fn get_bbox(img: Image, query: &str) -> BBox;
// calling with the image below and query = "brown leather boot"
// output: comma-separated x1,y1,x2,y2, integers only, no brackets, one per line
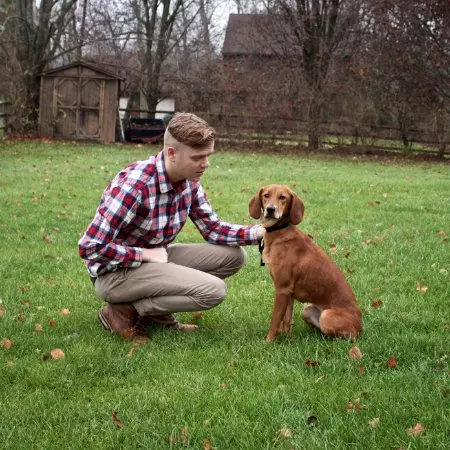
98,304,139,340
137,313,199,333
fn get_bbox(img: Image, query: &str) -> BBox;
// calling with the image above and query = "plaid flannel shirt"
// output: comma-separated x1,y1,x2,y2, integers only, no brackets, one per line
78,151,260,276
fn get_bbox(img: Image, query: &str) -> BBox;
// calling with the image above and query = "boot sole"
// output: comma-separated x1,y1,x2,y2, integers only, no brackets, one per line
98,308,112,332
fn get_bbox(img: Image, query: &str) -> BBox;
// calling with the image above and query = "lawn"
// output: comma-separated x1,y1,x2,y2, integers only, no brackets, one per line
0,140,449,449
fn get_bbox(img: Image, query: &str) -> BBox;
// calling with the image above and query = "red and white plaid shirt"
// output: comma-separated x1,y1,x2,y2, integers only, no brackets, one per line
78,151,260,276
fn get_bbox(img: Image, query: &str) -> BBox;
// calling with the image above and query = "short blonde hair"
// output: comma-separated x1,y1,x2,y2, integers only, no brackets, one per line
165,112,216,149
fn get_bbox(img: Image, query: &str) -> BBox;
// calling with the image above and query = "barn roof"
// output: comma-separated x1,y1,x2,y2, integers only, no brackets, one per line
222,14,295,57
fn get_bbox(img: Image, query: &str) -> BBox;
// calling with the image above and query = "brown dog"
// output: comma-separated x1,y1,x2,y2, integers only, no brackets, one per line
249,184,362,343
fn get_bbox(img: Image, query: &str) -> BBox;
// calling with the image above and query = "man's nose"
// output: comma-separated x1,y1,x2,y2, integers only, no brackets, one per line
201,157,209,168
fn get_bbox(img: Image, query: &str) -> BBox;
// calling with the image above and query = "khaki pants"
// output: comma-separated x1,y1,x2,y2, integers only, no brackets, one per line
94,243,247,316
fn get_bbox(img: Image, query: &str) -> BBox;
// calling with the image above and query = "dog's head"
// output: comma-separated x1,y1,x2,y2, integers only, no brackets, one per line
249,184,305,227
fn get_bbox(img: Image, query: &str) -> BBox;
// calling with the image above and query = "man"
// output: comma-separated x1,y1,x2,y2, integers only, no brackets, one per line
78,112,264,339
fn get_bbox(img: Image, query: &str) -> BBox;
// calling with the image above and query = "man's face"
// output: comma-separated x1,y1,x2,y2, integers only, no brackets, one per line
169,142,214,182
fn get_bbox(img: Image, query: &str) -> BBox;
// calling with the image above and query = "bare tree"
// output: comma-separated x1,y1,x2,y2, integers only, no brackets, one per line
0,0,79,127
270,0,361,149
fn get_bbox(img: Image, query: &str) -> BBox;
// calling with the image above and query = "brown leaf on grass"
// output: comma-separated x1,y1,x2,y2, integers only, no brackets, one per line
1,338,13,350
407,422,425,437
126,336,149,357
60,308,70,316
368,417,380,428
386,356,398,369
305,358,320,367
42,235,53,244
0,306,5,317
348,346,363,360
203,440,212,450
35,323,43,333
49,319,57,327
17,312,25,321
279,428,293,438
415,282,428,294
181,427,189,446
371,299,383,309
192,312,204,322
112,411,124,428
219,383,227,390
346,398,367,413
50,348,65,359
20,300,31,307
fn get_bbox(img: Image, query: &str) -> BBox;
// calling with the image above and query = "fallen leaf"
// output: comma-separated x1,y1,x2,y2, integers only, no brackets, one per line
49,319,57,327
219,383,227,390
20,300,31,307
35,324,43,333
60,308,70,316
386,356,398,369
181,427,189,445
192,312,204,321
279,428,293,438
1,338,13,350
407,422,425,437
368,417,380,428
305,358,320,367
112,411,124,428
50,348,65,359
0,307,5,317
415,282,428,294
203,440,212,450
346,398,367,413
358,365,366,375
127,336,149,357
371,299,383,309
348,346,363,360
17,312,25,321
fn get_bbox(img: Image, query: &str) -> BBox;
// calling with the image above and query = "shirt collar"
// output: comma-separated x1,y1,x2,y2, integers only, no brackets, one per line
155,150,188,194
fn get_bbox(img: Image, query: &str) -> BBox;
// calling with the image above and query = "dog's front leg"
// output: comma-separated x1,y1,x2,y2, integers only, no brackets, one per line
279,300,294,333
266,291,291,343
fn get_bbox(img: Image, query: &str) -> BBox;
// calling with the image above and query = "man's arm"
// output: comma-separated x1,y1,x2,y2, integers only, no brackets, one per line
78,184,144,271
189,185,263,245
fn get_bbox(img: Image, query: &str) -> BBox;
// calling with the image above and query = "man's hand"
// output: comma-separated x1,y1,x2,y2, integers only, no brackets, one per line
142,247,168,263
256,225,265,241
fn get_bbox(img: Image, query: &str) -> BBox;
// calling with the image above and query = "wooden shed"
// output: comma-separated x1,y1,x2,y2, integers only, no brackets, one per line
39,62,122,143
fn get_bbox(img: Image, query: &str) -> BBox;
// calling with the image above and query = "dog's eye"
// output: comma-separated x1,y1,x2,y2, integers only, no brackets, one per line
279,195,287,200
263,193,270,199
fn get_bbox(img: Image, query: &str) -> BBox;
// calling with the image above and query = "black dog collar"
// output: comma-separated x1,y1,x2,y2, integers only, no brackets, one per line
258,221,291,266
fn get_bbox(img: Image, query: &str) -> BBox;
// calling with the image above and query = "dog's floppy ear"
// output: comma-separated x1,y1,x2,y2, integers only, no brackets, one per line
249,189,263,219
289,191,305,225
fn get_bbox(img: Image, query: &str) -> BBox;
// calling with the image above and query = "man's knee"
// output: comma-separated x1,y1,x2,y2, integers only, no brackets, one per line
195,277,227,310
223,246,247,276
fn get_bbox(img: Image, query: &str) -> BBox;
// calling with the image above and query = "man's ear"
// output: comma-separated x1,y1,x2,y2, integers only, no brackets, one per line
167,146,176,162
289,191,305,225
249,189,263,219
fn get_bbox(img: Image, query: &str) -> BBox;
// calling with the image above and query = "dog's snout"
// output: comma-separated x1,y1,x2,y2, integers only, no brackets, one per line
266,205,276,215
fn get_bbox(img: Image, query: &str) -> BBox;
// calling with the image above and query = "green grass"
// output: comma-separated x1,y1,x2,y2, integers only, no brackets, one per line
0,140,449,449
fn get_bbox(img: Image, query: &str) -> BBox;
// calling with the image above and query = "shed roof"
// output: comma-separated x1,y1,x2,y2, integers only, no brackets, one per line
41,61,124,80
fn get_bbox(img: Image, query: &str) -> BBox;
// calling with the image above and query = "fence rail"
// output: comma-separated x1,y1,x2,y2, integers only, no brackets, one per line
200,112,449,155
0,101,10,139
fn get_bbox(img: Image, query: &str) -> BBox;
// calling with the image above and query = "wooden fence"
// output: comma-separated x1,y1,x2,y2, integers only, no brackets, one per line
202,112,449,156
0,101,10,139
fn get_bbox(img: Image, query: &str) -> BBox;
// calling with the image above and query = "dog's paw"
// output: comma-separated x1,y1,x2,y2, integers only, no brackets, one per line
265,335,275,343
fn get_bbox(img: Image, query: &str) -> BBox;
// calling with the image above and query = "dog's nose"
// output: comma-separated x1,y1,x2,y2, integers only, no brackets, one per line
266,205,276,215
